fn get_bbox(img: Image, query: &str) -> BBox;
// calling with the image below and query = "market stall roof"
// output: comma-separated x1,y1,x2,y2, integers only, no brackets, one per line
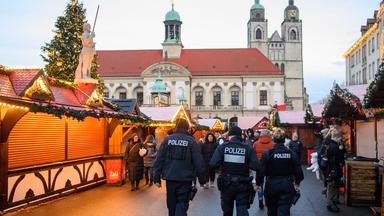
197,119,224,131
364,64,384,108
140,105,191,126
345,84,368,101
237,116,264,130
310,103,324,117
109,99,140,115
322,84,366,119
279,111,306,125
0,67,142,122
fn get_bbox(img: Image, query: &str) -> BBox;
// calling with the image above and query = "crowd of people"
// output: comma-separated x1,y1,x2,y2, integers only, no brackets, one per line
123,119,346,215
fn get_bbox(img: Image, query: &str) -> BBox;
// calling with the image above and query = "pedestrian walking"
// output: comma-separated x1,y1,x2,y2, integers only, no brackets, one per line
245,128,257,148
126,134,147,191
153,118,206,216
210,126,260,216
289,132,304,164
252,129,274,209
201,132,218,189
257,128,304,216
143,134,157,186
325,128,345,212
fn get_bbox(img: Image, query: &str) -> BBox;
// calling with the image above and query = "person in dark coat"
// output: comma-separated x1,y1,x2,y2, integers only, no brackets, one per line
289,132,304,164
201,132,218,189
325,129,345,212
144,135,157,186
246,128,257,148
126,134,147,191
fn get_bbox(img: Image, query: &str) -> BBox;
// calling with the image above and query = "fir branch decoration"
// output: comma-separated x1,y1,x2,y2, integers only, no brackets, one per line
0,65,14,76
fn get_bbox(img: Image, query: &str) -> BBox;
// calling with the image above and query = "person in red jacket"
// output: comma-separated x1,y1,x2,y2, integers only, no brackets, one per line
253,130,274,209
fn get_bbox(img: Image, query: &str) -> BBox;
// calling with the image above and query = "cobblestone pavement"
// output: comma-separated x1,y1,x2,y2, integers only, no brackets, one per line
7,168,370,216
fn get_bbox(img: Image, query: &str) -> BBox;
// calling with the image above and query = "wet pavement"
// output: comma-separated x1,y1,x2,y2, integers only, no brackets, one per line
7,168,370,216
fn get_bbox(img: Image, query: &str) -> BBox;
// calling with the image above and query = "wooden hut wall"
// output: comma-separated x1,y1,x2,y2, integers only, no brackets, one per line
8,113,65,169
356,120,376,158
68,117,105,159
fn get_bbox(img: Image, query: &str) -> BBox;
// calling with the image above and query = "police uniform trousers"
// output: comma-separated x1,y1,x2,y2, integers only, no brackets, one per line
221,183,249,216
166,180,192,216
264,177,295,216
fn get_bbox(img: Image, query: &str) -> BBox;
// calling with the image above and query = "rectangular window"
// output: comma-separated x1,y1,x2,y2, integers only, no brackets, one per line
213,91,221,106
368,41,371,56
362,45,367,63
372,37,375,52
137,92,143,106
363,68,367,84
119,92,127,100
368,64,371,80
231,91,239,106
259,90,268,105
195,91,203,106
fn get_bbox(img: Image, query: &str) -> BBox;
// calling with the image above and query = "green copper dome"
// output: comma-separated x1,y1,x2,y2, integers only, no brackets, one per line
251,0,264,10
151,72,168,93
165,5,181,21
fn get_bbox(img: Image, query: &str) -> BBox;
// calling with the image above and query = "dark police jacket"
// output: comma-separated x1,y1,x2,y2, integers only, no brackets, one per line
209,136,260,176
257,142,304,186
153,129,205,183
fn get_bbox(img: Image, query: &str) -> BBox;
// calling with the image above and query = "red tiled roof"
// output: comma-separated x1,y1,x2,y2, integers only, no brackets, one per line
49,85,82,107
0,75,18,97
97,48,282,77
8,69,41,95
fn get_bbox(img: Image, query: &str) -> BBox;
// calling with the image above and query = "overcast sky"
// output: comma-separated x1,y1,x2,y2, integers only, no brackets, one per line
0,0,380,103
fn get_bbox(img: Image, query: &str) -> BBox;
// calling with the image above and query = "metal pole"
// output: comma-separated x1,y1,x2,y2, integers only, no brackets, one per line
375,117,378,160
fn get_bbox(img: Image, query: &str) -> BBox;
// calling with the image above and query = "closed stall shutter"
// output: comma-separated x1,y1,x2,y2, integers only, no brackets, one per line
68,117,105,159
8,113,65,169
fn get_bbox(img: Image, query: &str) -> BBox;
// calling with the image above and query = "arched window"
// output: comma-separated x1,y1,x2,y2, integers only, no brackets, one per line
290,29,297,40
256,13,261,20
229,85,241,106
275,63,279,69
211,86,222,107
115,86,127,99
193,86,204,106
133,86,143,105
255,29,262,40
281,63,285,72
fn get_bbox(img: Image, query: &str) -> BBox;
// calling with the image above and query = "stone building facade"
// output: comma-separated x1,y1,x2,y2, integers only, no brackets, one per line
98,1,307,121
344,1,384,86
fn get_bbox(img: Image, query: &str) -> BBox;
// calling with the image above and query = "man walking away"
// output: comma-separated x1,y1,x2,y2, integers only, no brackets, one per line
153,118,206,216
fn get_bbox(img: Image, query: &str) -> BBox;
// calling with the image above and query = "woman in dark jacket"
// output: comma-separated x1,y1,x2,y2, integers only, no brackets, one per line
143,135,157,186
201,132,218,188
126,134,147,191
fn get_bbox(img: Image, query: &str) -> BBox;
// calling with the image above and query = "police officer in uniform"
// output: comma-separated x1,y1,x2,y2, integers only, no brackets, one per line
209,126,259,216
153,118,206,216
257,128,304,216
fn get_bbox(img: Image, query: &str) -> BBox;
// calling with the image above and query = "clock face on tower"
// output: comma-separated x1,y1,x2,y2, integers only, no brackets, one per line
288,10,297,18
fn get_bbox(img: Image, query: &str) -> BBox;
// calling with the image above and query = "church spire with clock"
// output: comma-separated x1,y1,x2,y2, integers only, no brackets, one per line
162,3,183,59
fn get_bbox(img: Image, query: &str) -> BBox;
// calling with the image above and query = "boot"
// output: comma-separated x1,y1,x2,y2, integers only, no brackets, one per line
259,200,264,209
131,181,136,191
135,181,140,190
145,179,149,185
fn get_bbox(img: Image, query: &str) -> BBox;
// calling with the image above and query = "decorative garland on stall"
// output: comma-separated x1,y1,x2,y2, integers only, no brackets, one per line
0,65,14,76
269,110,280,129
304,104,321,124
47,77,76,89
364,63,384,110
322,84,364,119
29,103,146,122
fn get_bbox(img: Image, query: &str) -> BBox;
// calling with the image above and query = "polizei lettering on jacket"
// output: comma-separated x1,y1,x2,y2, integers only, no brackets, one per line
274,153,291,159
168,139,189,147
224,147,246,163
224,147,246,155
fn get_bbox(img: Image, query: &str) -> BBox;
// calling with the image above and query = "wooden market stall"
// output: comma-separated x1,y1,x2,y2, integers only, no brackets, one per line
269,109,320,163
362,65,384,214
322,83,381,209
0,68,144,212
237,116,269,131
139,105,192,147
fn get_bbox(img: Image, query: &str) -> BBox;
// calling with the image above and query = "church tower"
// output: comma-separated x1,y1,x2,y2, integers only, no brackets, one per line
281,0,304,110
162,3,183,59
247,0,268,56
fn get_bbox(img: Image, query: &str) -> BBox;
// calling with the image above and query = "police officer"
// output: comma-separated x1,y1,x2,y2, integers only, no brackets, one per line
257,128,304,216
209,126,259,216
153,118,206,216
